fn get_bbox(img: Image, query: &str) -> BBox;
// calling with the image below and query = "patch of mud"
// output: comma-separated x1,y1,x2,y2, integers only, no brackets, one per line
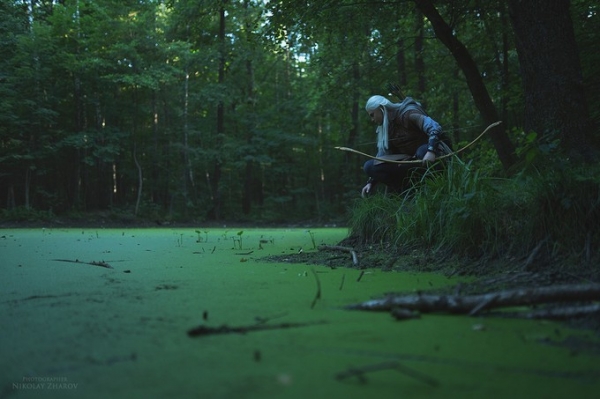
263,234,600,338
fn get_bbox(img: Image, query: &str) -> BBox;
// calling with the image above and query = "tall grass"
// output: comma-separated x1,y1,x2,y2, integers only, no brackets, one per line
348,194,400,245
394,159,510,256
348,155,600,263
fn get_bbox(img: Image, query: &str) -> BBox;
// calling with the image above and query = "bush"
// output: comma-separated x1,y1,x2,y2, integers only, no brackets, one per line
1,206,55,222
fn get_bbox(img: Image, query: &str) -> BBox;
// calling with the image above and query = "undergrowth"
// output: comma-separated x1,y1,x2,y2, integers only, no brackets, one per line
349,152,600,266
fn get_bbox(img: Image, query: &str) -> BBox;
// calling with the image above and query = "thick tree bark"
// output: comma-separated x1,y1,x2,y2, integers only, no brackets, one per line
507,0,597,162
413,0,518,170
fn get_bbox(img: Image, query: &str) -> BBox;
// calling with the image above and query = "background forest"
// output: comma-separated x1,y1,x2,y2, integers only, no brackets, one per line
1,1,599,257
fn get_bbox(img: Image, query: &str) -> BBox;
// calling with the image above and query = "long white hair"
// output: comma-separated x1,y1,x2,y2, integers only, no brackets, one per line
365,95,422,154
365,95,392,154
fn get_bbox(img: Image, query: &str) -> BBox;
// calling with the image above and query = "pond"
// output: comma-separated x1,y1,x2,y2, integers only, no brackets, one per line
0,227,598,398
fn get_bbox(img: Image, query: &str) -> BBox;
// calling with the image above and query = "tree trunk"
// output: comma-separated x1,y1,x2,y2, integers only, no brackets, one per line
242,0,258,215
396,38,407,89
208,1,227,220
413,0,518,170
133,143,142,216
242,56,255,215
414,8,426,103
507,0,597,162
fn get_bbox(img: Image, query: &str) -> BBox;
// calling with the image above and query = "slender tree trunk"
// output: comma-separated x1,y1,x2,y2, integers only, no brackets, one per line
414,8,426,102
242,58,255,215
182,67,192,206
413,0,518,170
133,87,142,215
133,143,143,216
24,167,31,209
396,38,407,90
507,0,597,162
151,91,159,204
242,0,258,215
7,186,16,210
347,61,360,160
452,67,460,144
209,1,227,220
500,2,510,126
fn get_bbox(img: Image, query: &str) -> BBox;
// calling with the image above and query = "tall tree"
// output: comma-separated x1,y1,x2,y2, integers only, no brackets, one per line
507,0,597,161
413,0,518,170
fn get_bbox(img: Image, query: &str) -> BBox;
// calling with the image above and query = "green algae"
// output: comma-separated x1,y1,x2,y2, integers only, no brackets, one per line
0,227,598,399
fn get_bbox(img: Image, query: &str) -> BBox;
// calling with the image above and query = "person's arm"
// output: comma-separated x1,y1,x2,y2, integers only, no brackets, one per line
408,112,443,162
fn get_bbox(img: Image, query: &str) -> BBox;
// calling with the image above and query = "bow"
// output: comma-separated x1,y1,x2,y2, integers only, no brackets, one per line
335,121,502,164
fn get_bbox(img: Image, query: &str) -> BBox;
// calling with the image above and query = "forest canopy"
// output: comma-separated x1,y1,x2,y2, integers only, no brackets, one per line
1,0,598,226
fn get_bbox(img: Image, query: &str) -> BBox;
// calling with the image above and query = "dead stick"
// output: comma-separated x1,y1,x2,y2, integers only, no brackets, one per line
357,270,365,282
310,268,322,309
188,320,327,337
52,259,113,269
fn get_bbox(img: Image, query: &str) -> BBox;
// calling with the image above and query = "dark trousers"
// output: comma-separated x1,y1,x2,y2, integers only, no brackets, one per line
363,144,430,193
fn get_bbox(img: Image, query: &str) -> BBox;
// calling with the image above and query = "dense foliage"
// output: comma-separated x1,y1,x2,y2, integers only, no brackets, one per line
1,0,598,246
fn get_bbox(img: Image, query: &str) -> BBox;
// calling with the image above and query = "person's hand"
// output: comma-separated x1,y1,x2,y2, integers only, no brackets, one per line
422,151,436,163
361,183,372,198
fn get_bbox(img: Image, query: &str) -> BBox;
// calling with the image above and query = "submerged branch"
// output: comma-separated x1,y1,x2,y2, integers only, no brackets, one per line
335,361,440,387
187,320,327,337
52,259,113,269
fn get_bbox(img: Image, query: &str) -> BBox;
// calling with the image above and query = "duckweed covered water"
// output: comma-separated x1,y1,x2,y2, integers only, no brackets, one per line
0,227,598,399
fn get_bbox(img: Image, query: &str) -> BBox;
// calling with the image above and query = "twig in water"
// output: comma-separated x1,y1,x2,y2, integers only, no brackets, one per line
356,270,365,282
335,361,439,387
52,259,113,269
339,274,346,291
310,268,322,309
254,311,289,325
187,320,327,337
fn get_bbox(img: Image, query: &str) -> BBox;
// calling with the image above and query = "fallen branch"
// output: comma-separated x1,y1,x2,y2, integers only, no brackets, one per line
310,268,322,309
187,320,327,337
52,259,113,269
345,283,600,317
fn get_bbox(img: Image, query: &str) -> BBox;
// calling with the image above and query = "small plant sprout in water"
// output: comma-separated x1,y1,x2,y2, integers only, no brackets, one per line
306,230,316,250
220,230,230,242
232,230,244,250
258,235,274,250
195,230,209,243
